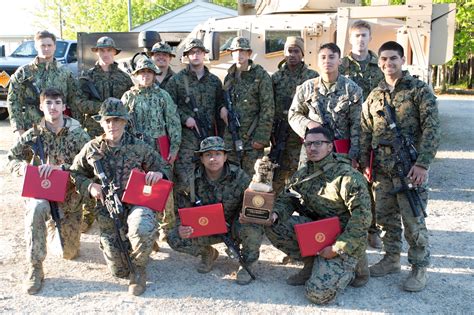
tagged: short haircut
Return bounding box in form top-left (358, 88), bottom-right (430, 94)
top-left (378, 41), bottom-right (404, 58)
top-left (305, 127), bottom-right (334, 142)
top-left (40, 88), bottom-right (64, 103)
top-left (35, 30), bottom-right (57, 43)
top-left (319, 43), bottom-right (341, 57)
top-left (350, 20), bottom-right (372, 34)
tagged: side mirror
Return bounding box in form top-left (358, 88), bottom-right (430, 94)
top-left (0, 45), bottom-right (5, 57)
top-left (204, 31), bottom-right (220, 61)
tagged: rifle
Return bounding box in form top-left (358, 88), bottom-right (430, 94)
top-left (183, 76), bottom-right (212, 141)
top-left (314, 98), bottom-right (342, 140)
top-left (80, 77), bottom-right (102, 101)
top-left (23, 78), bottom-right (42, 114)
top-left (92, 158), bottom-right (136, 278)
top-left (269, 96), bottom-right (293, 176)
top-left (223, 82), bottom-right (243, 165)
top-left (377, 100), bottom-right (427, 218)
top-left (193, 198), bottom-right (255, 280)
top-left (28, 126), bottom-right (64, 251)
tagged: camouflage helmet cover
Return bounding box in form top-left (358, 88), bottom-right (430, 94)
top-left (132, 57), bottom-right (161, 75)
top-left (151, 42), bottom-right (176, 57)
top-left (93, 97), bottom-right (130, 122)
top-left (183, 38), bottom-right (209, 55)
top-left (91, 36), bottom-right (121, 55)
top-left (227, 36), bottom-right (252, 51)
top-left (195, 136), bottom-right (231, 154)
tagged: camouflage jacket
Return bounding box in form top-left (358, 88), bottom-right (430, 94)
top-left (339, 50), bottom-right (384, 100)
top-left (224, 60), bottom-right (275, 147)
top-left (121, 85), bottom-right (181, 157)
top-left (7, 117), bottom-right (90, 212)
top-left (157, 67), bottom-right (176, 91)
top-left (166, 66), bottom-right (223, 147)
top-left (273, 153), bottom-right (371, 258)
top-left (78, 62), bottom-right (133, 137)
top-left (360, 71), bottom-right (440, 173)
top-left (7, 57), bottom-right (79, 132)
top-left (288, 75), bottom-right (363, 160)
top-left (175, 162), bottom-right (251, 225)
top-left (70, 132), bottom-right (171, 203)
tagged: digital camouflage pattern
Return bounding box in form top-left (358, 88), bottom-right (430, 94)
top-left (288, 75), bottom-right (363, 160)
top-left (157, 68), bottom-right (176, 91)
top-left (7, 57), bottom-right (79, 132)
top-left (224, 60), bottom-right (275, 175)
top-left (339, 51), bottom-right (384, 100)
top-left (122, 85), bottom-right (181, 158)
top-left (69, 132), bottom-right (170, 275)
top-left (271, 61), bottom-right (319, 193)
top-left (91, 36), bottom-right (121, 53)
top-left (182, 38), bottom-right (209, 55)
top-left (360, 71), bottom-right (439, 267)
top-left (168, 162), bottom-right (264, 264)
top-left (227, 36), bottom-right (252, 51)
top-left (78, 62), bottom-right (133, 137)
top-left (166, 66), bottom-right (223, 186)
top-left (151, 42), bottom-right (175, 57)
top-left (7, 117), bottom-right (90, 264)
top-left (194, 136), bottom-right (230, 153)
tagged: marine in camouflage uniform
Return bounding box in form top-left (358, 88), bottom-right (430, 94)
top-left (78, 36), bottom-right (133, 138)
top-left (271, 36), bottom-right (319, 194)
top-left (70, 98), bottom-right (171, 296)
top-left (167, 137), bottom-right (264, 285)
top-left (166, 38), bottom-right (223, 188)
top-left (7, 31), bottom-right (79, 138)
top-left (289, 43), bottom-right (363, 164)
top-left (222, 37), bottom-right (274, 176)
top-left (266, 127), bottom-right (371, 305)
top-left (150, 41), bottom-right (176, 91)
top-left (360, 41), bottom-right (440, 292)
top-left (7, 88), bottom-right (90, 294)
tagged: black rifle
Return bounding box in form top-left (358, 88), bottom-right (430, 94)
top-left (313, 99), bottom-right (342, 140)
top-left (23, 78), bottom-right (42, 114)
top-left (193, 198), bottom-right (255, 280)
top-left (183, 77), bottom-right (211, 141)
top-left (269, 96), bottom-right (293, 175)
top-left (92, 159), bottom-right (136, 278)
top-left (223, 84), bottom-right (243, 165)
top-left (28, 126), bottom-right (64, 250)
top-left (377, 100), bottom-right (427, 218)
top-left (80, 77), bottom-right (102, 101)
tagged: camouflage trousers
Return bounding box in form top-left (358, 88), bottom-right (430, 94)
top-left (372, 172), bottom-right (430, 267)
top-left (167, 217), bottom-right (264, 264)
top-left (174, 145), bottom-right (198, 188)
top-left (25, 199), bottom-right (82, 264)
top-left (97, 205), bottom-right (158, 278)
top-left (227, 148), bottom-right (264, 178)
top-left (272, 134), bottom-right (302, 195)
top-left (266, 215), bottom-right (357, 304)
top-left (155, 190), bottom-right (176, 237)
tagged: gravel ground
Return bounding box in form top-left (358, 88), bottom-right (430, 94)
top-left (0, 95), bottom-right (472, 314)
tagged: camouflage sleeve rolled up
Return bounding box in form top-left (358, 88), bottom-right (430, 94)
top-left (69, 142), bottom-right (96, 197)
top-left (7, 129), bottom-right (37, 175)
top-left (288, 79), bottom-right (316, 139)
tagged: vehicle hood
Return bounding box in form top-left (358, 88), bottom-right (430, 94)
top-left (0, 56), bottom-right (35, 68)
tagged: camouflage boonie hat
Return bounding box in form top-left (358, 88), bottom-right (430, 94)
top-left (151, 42), bottom-right (176, 57)
top-left (93, 98), bottom-right (130, 122)
top-left (132, 57), bottom-right (161, 75)
top-left (183, 38), bottom-right (209, 55)
top-left (91, 36), bottom-right (121, 55)
top-left (228, 37), bottom-right (252, 51)
top-left (195, 136), bottom-right (231, 154)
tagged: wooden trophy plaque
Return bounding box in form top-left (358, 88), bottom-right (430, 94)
top-left (240, 188), bottom-right (274, 226)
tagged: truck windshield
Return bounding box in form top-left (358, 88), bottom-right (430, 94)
top-left (10, 41), bottom-right (68, 58)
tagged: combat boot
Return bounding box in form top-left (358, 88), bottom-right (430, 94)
top-left (369, 253), bottom-right (401, 277)
top-left (403, 266), bottom-right (427, 292)
top-left (368, 232), bottom-right (383, 249)
top-left (196, 246), bottom-right (219, 274)
top-left (350, 253), bottom-right (370, 287)
top-left (286, 256), bottom-right (314, 286)
top-left (128, 267), bottom-right (147, 296)
top-left (236, 263), bottom-right (255, 285)
top-left (23, 263), bottom-right (44, 295)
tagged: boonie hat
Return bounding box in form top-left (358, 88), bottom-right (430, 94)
top-left (195, 136), bottom-right (231, 154)
top-left (151, 42), bottom-right (176, 57)
top-left (91, 36), bottom-right (121, 55)
top-left (132, 57), bottom-right (161, 75)
top-left (183, 38), bottom-right (209, 55)
top-left (227, 37), bottom-right (252, 51)
top-left (93, 98), bottom-right (130, 122)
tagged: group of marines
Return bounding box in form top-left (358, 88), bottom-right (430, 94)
top-left (6, 19), bottom-right (439, 305)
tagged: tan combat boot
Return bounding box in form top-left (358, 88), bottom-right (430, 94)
top-left (236, 263), bottom-right (255, 285)
top-left (368, 232), bottom-right (383, 249)
top-left (350, 253), bottom-right (370, 287)
top-left (23, 263), bottom-right (44, 295)
top-left (128, 267), bottom-right (147, 296)
top-left (196, 246), bottom-right (219, 273)
top-left (403, 266), bottom-right (427, 292)
top-left (369, 254), bottom-right (401, 277)
top-left (286, 256), bottom-right (314, 286)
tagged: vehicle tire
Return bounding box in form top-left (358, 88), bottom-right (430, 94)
top-left (0, 108), bottom-right (9, 120)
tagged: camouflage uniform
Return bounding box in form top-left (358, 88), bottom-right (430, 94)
top-left (266, 153), bottom-right (371, 304)
top-left (70, 99), bottom-right (171, 278)
top-left (7, 57), bottom-right (79, 132)
top-left (167, 137), bottom-right (264, 265)
top-left (271, 61), bottom-right (318, 193)
top-left (288, 75), bottom-right (363, 162)
top-left (360, 71), bottom-right (440, 267)
top-left (150, 42), bottom-right (176, 91)
top-left (7, 117), bottom-right (90, 263)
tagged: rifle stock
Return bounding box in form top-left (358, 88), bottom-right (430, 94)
top-left (223, 86), bottom-right (243, 165)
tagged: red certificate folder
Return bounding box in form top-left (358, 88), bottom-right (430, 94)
top-left (21, 165), bottom-right (69, 202)
top-left (333, 139), bottom-right (350, 154)
top-left (121, 169), bottom-right (173, 212)
top-left (157, 136), bottom-right (170, 159)
top-left (178, 203), bottom-right (228, 238)
top-left (294, 217), bottom-right (341, 257)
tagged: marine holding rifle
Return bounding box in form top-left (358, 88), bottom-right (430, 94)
top-left (167, 136), bottom-right (264, 285)
top-left (7, 88), bottom-right (90, 295)
top-left (360, 41), bottom-right (440, 292)
top-left (69, 98), bottom-right (171, 296)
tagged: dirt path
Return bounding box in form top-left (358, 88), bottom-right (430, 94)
top-left (0, 95), bottom-right (472, 313)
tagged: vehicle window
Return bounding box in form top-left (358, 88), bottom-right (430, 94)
top-left (67, 43), bottom-right (77, 62)
top-left (54, 42), bottom-right (68, 58)
top-left (219, 32), bottom-right (238, 52)
top-left (10, 40), bottom-right (70, 58)
top-left (265, 30), bottom-right (301, 54)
